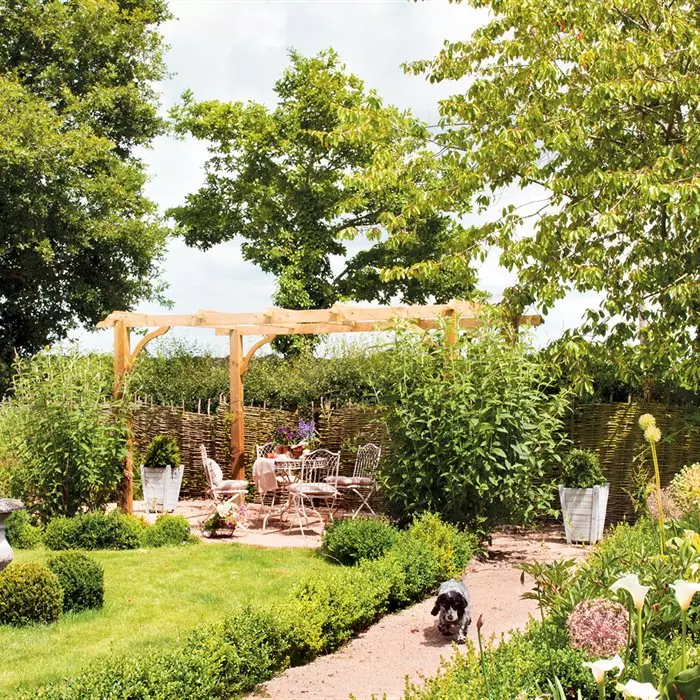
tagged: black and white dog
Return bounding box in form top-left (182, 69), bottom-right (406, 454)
top-left (430, 579), bottom-right (472, 643)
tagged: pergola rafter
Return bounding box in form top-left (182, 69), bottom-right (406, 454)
top-left (98, 301), bottom-right (542, 513)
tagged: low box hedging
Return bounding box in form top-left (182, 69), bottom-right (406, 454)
top-left (322, 517), bottom-right (398, 565)
top-left (44, 512), bottom-right (147, 551)
top-left (5, 510), bottom-right (43, 549)
top-left (42, 512), bottom-right (197, 550)
top-left (26, 513), bottom-right (475, 699)
top-left (142, 514), bottom-right (198, 548)
top-left (0, 562), bottom-right (63, 626)
top-left (47, 552), bottom-right (104, 613)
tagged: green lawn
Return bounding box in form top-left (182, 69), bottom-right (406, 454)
top-left (0, 543), bottom-right (332, 697)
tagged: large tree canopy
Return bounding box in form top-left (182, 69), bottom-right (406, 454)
top-left (169, 49), bottom-right (476, 350)
top-left (0, 0), bottom-right (170, 378)
top-left (403, 0), bottom-right (700, 390)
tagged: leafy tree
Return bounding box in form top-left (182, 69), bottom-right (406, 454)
top-left (403, 0), bottom-right (700, 390)
top-left (0, 0), bottom-right (171, 381)
top-left (169, 49), bottom-right (476, 352)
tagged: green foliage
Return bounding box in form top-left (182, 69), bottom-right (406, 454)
top-left (0, 1), bottom-right (171, 378)
top-left (0, 562), bottom-right (62, 626)
top-left (376, 323), bottom-right (568, 529)
top-left (142, 514), bottom-right (197, 548)
top-left (559, 449), bottom-right (607, 489)
top-left (0, 350), bottom-right (126, 519)
top-left (404, 622), bottom-right (595, 700)
top-left (143, 435), bottom-right (181, 470)
top-left (5, 510), bottom-right (42, 549)
top-left (44, 512), bottom-right (146, 551)
top-left (169, 49), bottom-right (475, 354)
top-left (406, 512), bottom-right (477, 580)
top-left (47, 552), bottom-right (104, 614)
top-left (322, 517), bottom-right (398, 565)
top-left (402, 0), bottom-right (700, 391)
top-left (26, 512), bottom-right (472, 698)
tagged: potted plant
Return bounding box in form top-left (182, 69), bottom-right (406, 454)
top-left (140, 435), bottom-right (184, 513)
top-left (558, 448), bottom-right (609, 544)
top-left (201, 502), bottom-right (247, 537)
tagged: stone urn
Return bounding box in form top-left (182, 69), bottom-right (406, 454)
top-left (0, 498), bottom-right (25, 571)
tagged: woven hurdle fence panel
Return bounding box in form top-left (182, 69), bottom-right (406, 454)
top-left (569, 402), bottom-right (700, 523)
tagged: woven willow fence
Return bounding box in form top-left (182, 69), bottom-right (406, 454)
top-left (131, 399), bottom-right (389, 499)
top-left (569, 402), bottom-right (700, 523)
top-left (131, 399), bottom-right (699, 522)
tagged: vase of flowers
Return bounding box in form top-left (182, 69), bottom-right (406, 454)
top-left (201, 502), bottom-right (247, 537)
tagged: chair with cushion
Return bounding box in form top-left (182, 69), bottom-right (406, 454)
top-left (200, 444), bottom-right (248, 503)
top-left (256, 442), bottom-right (276, 459)
top-left (327, 443), bottom-right (381, 519)
top-left (287, 449), bottom-right (340, 537)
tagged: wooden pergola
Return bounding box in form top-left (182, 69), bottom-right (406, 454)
top-left (98, 301), bottom-right (542, 513)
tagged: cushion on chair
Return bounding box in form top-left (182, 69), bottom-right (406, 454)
top-left (288, 482), bottom-right (337, 496)
top-left (325, 476), bottom-right (374, 487)
top-left (218, 479), bottom-right (248, 492)
top-left (206, 458), bottom-right (224, 487)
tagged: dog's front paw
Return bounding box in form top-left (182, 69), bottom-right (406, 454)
top-left (456, 633), bottom-right (466, 644)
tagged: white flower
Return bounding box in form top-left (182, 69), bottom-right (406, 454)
top-left (610, 574), bottom-right (651, 612)
top-left (670, 579), bottom-right (700, 613)
top-left (616, 679), bottom-right (660, 699)
top-left (638, 414), bottom-right (657, 431)
top-left (644, 426), bottom-right (662, 444)
top-left (583, 654), bottom-right (624, 685)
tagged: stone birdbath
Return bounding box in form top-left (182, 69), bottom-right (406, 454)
top-left (0, 498), bottom-right (24, 571)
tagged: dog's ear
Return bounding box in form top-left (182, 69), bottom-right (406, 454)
top-left (430, 600), bottom-right (440, 616)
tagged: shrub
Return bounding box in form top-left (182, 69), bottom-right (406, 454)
top-left (44, 512), bottom-right (146, 551)
top-left (375, 322), bottom-right (568, 529)
top-left (47, 552), bottom-right (104, 613)
top-left (142, 514), bottom-right (197, 548)
top-left (143, 435), bottom-right (181, 470)
top-left (382, 533), bottom-right (442, 609)
top-left (0, 562), bottom-right (62, 626)
top-left (5, 509), bottom-right (42, 548)
top-left (559, 448), bottom-right (606, 488)
top-left (406, 512), bottom-right (477, 580)
top-left (322, 517), bottom-right (398, 565)
top-left (0, 350), bottom-right (125, 520)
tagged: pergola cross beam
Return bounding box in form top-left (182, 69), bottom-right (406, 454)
top-left (99, 301), bottom-right (542, 513)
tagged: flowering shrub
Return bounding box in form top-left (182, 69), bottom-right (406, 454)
top-left (567, 598), bottom-right (630, 657)
top-left (201, 502), bottom-right (247, 535)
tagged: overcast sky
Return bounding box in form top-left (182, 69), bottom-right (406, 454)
top-left (74, 0), bottom-right (600, 356)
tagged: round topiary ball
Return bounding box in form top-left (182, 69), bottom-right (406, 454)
top-left (0, 562), bottom-right (62, 626)
top-left (322, 517), bottom-right (398, 565)
top-left (47, 551), bottom-right (104, 613)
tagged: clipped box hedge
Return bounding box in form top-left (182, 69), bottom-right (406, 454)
top-left (26, 513), bottom-right (476, 699)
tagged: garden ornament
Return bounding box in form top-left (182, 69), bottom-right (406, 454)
top-left (0, 498), bottom-right (25, 571)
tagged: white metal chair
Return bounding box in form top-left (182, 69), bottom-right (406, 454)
top-left (200, 444), bottom-right (248, 503)
top-left (328, 444), bottom-right (381, 518)
top-left (256, 441), bottom-right (276, 459)
top-left (287, 449), bottom-right (340, 536)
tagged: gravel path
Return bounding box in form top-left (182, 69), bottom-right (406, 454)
top-left (247, 528), bottom-right (588, 700)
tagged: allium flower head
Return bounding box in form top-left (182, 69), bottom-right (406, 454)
top-left (644, 426), bottom-right (662, 444)
top-left (567, 598), bottom-right (631, 657)
top-left (638, 414), bottom-right (657, 431)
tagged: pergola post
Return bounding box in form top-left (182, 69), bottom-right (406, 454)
top-left (229, 329), bottom-right (245, 481)
top-left (114, 320), bottom-right (134, 514)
